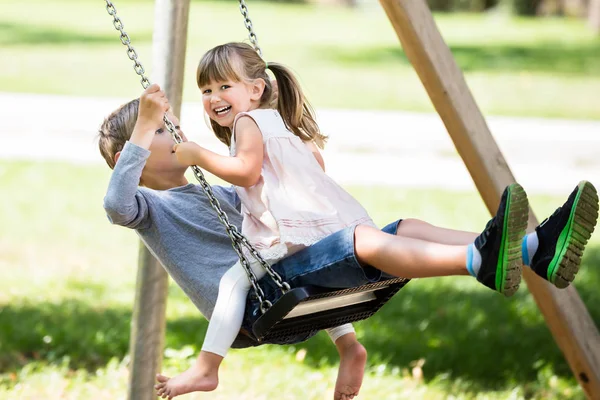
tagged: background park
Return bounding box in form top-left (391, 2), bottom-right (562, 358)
top-left (1, 0), bottom-right (600, 398)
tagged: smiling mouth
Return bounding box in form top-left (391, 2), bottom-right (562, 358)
top-left (214, 106), bottom-right (232, 116)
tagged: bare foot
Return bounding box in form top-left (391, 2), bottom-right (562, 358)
top-left (154, 352), bottom-right (222, 399)
top-left (334, 341), bottom-right (367, 400)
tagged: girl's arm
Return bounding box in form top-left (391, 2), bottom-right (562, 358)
top-left (174, 116), bottom-right (263, 187)
top-left (305, 140), bottom-right (325, 171)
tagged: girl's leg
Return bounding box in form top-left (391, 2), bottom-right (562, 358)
top-left (329, 330), bottom-right (367, 400)
top-left (396, 218), bottom-right (477, 245)
top-left (325, 324), bottom-right (355, 343)
top-left (156, 261), bottom-right (265, 398)
top-left (202, 260), bottom-right (265, 357)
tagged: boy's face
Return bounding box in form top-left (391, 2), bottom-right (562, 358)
top-left (144, 113), bottom-right (188, 175)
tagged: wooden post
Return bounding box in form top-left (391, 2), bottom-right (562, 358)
top-left (127, 1), bottom-right (190, 399)
top-left (128, 245), bottom-right (170, 400)
top-left (376, 0), bottom-right (600, 397)
top-left (590, 0), bottom-right (600, 34)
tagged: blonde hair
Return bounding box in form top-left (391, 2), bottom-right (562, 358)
top-left (98, 99), bottom-right (139, 169)
top-left (197, 42), bottom-right (327, 148)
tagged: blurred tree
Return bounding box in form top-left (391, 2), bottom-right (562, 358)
top-left (427, 0), bottom-right (452, 11)
top-left (426, 0), bottom-right (499, 11)
top-left (454, 0), bottom-right (500, 10)
top-left (508, 0), bottom-right (543, 15)
top-left (591, 0), bottom-right (600, 33)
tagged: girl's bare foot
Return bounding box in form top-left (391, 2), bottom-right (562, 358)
top-left (334, 337), bottom-right (367, 400)
top-left (154, 351), bottom-right (222, 399)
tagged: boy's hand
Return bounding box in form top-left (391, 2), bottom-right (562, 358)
top-left (173, 141), bottom-right (203, 166)
top-left (138, 84), bottom-right (170, 129)
top-left (129, 84), bottom-right (171, 150)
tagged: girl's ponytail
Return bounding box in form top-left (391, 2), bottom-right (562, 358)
top-left (268, 62), bottom-right (327, 149)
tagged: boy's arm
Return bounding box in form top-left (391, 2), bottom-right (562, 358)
top-left (174, 116), bottom-right (263, 187)
top-left (212, 185), bottom-right (242, 211)
top-left (129, 84), bottom-right (170, 150)
top-left (103, 142), bottom-right (152, 229)
top-left (103, 84), bottom-right (169, 228)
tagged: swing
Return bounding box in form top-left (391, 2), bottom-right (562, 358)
top-left (104, 0), bottom-right (410, 345)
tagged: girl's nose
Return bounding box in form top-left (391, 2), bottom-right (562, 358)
top-left (210, 95), bottom-right (220, 103)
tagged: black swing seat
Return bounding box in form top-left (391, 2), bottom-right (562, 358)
top-left (242, 277), bottom-right (410, 344)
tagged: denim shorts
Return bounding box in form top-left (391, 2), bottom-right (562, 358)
top-left (275, 219), bottom-right (401, 289)
top-left (235, 219), bottom-right (402, 348)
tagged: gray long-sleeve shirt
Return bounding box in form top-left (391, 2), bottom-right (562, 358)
top-left (103, 141), bottom-right (243, 319)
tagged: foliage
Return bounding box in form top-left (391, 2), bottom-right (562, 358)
top-left (1, 160), bottom-right (598, 398)
top-left (428, 0), bottom-right (499, 12)
top-left (1, 1), bottom-right (600, 119)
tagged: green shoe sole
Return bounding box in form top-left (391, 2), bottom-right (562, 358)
top-left (548, 181), bottom-right (599, 289)
top-left (497, 183), bottom-right (529, 297)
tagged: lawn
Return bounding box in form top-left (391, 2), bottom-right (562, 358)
top-left (1, 160), bottom-right (599, 399)
top-left (1, 0), bottom-right (600, 119)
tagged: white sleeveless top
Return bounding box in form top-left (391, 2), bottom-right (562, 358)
top-left (230, 109), bottom-right (376, 262)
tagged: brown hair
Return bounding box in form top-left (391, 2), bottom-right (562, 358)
top-left (98, 99), bottom-right (139, 169)
top-left (196, 42), bottom-right (327, 148)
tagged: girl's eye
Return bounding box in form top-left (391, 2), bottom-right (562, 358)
top-left (175, 126), bottom-right (181, 131)
top-left (202, 89), bottom-right (211, 94)
top-left (221, 85), bottom-right (230, 90)
top-left (155, 128), bottom-right (164, 134)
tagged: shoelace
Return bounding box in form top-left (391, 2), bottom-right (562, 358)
top-left (476, 217), bottom-right (498, 248)
top-left (538, 206), bottom-right (562, 230)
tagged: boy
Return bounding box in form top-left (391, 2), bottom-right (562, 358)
top-left (100, 84), bottom-right (365, 400)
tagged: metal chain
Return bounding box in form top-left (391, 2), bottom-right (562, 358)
top-left (104, 0), bottom-right (289, 313)
top-left (238, 0), bottom-right (262, 57)
top-left (105, 1), bottom-right (151, 89)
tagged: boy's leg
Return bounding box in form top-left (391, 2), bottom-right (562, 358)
top-left (156, 261), bottom-right (265, 398)
top-left (522, 181), bottom-right (599, 288)
top-left (354, 183), bottom-right (529, 296)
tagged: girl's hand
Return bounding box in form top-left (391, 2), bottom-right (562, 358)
top-left (173, 141), bottom-right (203, 166)
top-left (138, 84), bottom-right (170, 129)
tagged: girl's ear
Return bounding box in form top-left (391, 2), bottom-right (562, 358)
top-left (250, 78), bottom-right (266, 101)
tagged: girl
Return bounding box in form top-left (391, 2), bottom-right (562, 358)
top-left (156, 42), bottom-right (598, 399)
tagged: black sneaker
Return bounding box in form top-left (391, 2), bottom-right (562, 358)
top-left (474, 183), bottom-right (529, 297)
top-left (529, 181), bottom-right (599, 289)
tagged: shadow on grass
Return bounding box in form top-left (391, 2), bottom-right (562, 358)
top-left (0, 22), bottom-right (152, 46)
top-left (322, 43), bottom-right (600, 75)
top-left (1, 245), bottom-right (599, 392)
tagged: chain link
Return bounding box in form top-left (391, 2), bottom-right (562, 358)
top-left (238, 0), bottom-right (262, 57)
top-left (104, 0), bottom-right (288, 313)
top-left (105, 1), bottom-right (151, 89)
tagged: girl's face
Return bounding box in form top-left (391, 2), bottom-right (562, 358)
top-left (200, 78), bottom-right (263, 129)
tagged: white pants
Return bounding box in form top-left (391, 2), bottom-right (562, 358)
top-left (202, 260), bottom-right (355, 357)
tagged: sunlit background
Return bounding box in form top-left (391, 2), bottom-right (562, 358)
top-left (1, 0), bottom-right (599, 398)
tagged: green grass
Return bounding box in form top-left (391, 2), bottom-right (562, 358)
top-left (1, 160), bottom-right (599, 399)
top-left (1, 0), bottom-right (600, 119)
